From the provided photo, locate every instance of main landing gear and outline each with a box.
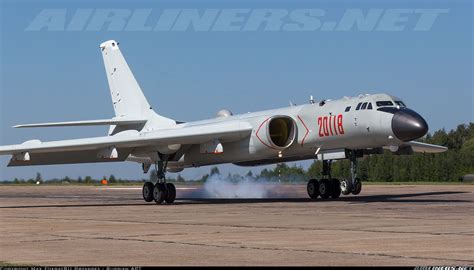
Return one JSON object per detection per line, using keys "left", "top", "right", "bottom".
{"left": 142, "top": 157, "right": 176, "bottom": 204}
{"left": 307, "top": 150, "right": 362, "bottom": 200}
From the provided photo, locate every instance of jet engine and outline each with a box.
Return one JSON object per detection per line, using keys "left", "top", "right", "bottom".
{"left": 253, "top": 116, "right": 296, "bottom": 153}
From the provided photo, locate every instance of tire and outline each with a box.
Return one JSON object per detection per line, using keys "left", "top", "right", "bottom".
{"left": 319, "top": 179, "right": 331, "bottom": 199}
{"left": 352, "top": 178, "right": 362, "bottom": 195}
{"left": 341, "top": 179, "right": 351, "bottom": 195}
{"left": 330, "top": 178, "right": 341, "bottom": 199}
{"left": 153, "top": 183, "right": 167, "bottom": 204}
{"left": 142, "top": 182, "right": 154, "bottom": 202}
{"left": 165, "top": 183, "right": 176, "bottom": 204}
{"left": 307, "top": 179, "right": 319, "bottom": 199}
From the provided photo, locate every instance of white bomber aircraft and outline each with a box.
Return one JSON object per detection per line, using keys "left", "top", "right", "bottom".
{"left": 0, "top": 40, "right": 448, "bottom": 204}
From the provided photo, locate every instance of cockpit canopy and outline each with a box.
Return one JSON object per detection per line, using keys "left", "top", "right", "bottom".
{"left": 376, "top": 100, "right": 406, "bottom": 107}
{"left": 343, "top": 94, "right": 407, "bottom": 113}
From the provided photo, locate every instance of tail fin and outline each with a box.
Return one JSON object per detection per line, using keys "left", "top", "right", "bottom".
{"left": 100, "top": 40, "right": 175, "bottom": 133}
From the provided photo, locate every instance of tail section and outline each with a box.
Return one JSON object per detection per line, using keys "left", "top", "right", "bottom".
{"left": 100, "top": 40, "right": 175, "bottom": 133}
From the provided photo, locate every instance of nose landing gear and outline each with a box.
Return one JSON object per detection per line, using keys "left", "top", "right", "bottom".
{"left": 346, "top": 150, "right": 362, "bottom": 195}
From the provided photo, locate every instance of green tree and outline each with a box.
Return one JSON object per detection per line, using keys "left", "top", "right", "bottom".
{"left": 84, "top": 176, "right": 93, "bottom": 184}
{"left": 109, "top": 174, "right": 117, "bottom": 183}
{"left": 210, "top": 166, "right": 220, "bottom": 176}
{"left": 246, "top": 170, "right": 253, "bottom": 178}
{"left": 307, "top": 161, "right": 322, "bottom": 179}
{"left": 176, "top": 174, "right": 185, "bottom": 182}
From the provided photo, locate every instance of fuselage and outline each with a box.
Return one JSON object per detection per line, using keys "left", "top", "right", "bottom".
{"left": 129, "top": 93, "right": 428, "bottom": 172}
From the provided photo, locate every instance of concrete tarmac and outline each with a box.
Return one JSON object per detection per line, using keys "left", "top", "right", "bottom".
{"left": 0, "top": 184, "right": 473, "bottom": 266}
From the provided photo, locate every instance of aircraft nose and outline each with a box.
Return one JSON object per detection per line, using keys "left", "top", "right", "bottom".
{"left": 391, "top": 108, "right": 428, "bottom": 142}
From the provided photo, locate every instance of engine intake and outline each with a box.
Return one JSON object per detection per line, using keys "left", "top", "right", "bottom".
{"left": 257, "top": 116, "right": 296, "bottom": 150}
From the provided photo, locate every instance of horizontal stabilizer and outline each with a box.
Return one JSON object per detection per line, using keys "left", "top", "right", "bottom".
{"left": 13, "top": 118, "right": 147, "bottom": 128}
{"left": 406, "top": 141, "right": 448, "bottom": 153}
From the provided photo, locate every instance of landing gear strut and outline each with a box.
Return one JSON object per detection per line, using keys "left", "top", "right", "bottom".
{"left": 341, "top": 150, "right": 362, "bottom": 195}
{"left": 306, "top": 150, "right": 362, "bottom": 200}
{"left": 142, "top": 155, "right": 176, "bottom": 204}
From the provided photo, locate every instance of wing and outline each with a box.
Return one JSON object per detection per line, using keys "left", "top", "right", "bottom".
{"left": 13, "top": 118, "right": 147, "bottom": 128}
{"left": 405, "top": 141, "right": 448, "bottom": 153}
{"left": 0, "top": 122, "right": 252, "bottom": 166}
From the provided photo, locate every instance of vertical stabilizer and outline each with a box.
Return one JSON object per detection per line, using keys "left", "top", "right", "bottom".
{"left": 99, "top": 40, "right": 175, "bottom": 133}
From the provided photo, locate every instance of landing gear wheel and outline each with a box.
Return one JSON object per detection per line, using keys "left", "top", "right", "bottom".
{"left": 341, "top": 179, "right": 351, "bottom": 195}
{"left": 307, "top": 179, "right": 319, "bottom": 199}
{"left": 352, "top": 178, "right": 362, "bottom": 195}
{"left": 165, "top": 183, "right": 176, "bottom": 204}
{"left": 319, "top": 179, "right": 331, "bottom": 199}
{"left": 142, "top": 182, "right": 154, "bottom": 202}
{"left": 153, "top": 183, "right": 167, "bottom": 204}
{"left": 330, "top": 178, "right": 341, "bottom": 199}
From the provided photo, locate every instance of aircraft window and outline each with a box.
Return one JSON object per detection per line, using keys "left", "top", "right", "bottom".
{"left": 376, "top": 101, "right": 394, "bottom": 107}
{"left": 355, "top": 103, "right": 362, "bottom": 110}
{"left": 377, "top": 107, "right": 400, "bottom": 114}
{"left": 395, "top": 101, "right": 406, "bottom": 107}
{"left": 361, "top": 102, "right": 368, "bottom": 110}
{"left": 345, "top": 106, "right": 351, "bottom": 112}
{"left": 367, "top": 103, "right": 373, "bottom": 110}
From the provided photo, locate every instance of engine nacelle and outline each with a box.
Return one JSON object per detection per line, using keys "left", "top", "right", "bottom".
{"left": 251, "top": 115, "right": 296, "bottom": 154}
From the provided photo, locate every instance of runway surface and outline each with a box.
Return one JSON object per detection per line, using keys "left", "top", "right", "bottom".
{"left": 0, "top": 184, "right": 473, "bottom": 266}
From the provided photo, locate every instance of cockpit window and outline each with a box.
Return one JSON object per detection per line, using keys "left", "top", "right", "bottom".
{"left": 376, "top": 101, "right": 394, "bottom": 107}
{"left": 361, "top": 102, "right": 368, "bottom": 110}
{"left": 345, "top": 106, "right": 351, "bottom": 112}
{"left": 355, "top": 103, "right": 362, "bottom": 110}
{"left": 367, "top": 103, "right": 373, "bottom": 110}
{"left": 395, "top": 101, "right": 406, "bottom": 107}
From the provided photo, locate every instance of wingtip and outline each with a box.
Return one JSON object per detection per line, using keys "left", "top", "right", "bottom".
{"left": 13, "top": 124, "right": 30, "bottom": 128}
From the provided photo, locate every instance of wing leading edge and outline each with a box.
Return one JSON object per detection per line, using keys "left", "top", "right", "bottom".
{"left": 0, "top": 122, "right": 252, "bottom": 166}
{"left": 13, "top": 118, "right": 147, "bottom": 128}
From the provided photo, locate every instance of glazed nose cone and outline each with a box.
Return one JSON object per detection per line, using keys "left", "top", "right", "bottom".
{"left": 392, "top": 108, "right": 428, "bottom": 142}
